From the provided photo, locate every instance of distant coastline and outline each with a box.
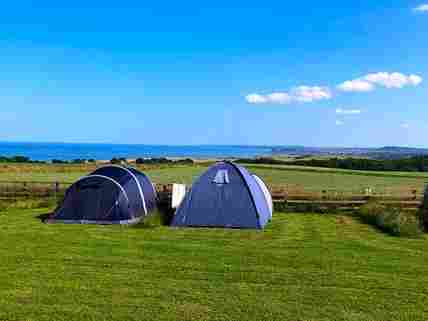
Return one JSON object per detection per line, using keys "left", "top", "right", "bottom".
{"left": 0, "top": 142, "right": 273, "bottom": 161}
{"left": 1, "top": 142, "right": 428, "bottom": 162}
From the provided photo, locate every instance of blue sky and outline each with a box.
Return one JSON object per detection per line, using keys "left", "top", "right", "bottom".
{"left": 0, "top": 1, "right": 427, "bottom": 147}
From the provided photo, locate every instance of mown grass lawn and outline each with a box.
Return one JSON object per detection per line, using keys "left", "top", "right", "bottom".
{"left": 1, "top": 209, "right": 427, "bottom": 321}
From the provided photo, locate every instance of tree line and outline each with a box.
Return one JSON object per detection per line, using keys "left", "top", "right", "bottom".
{"left": 236, "top": 156, "right": 428, "bottom": 172}
{"left": 0, "top": 155, "right": 194, "bottom": 166}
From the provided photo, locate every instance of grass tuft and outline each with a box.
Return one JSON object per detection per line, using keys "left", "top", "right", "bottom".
{"left": 132, "top": 208, "right": 174, "bottom": 229}
{"left": 359, "top": 201, "right": 423, "bottom": 238}
{"left": 0, "top": 198, "right": 57, "bottom": 211}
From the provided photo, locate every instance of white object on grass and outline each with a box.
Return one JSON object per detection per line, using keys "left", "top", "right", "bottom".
{"left": 172, "top": 184, "right": 186, "bottom": 208}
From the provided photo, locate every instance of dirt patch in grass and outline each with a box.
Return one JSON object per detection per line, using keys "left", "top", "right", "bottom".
{"left": 175, "top": 302, "right": 211, "bottom": 321}
{"left": 337, "top": 216, "right": 353, "bottom": 225}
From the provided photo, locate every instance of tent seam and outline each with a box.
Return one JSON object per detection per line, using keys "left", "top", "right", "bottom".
{"left": 96, "top": 165, "right": 147, "bottom": 215}
{"left": 70, "top": 174, "right": 130, "bottom": 203}
{"left": 223, "top": 161, "right": 262, "bottom": 229}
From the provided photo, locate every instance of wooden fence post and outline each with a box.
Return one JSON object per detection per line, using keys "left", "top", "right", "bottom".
{"left": 54, "top": 181, "right": 59, "bottom": 203}
{"left": 322, "top": 190, "right": 327, "bottom": 200}
{"left": 412, "top": 189, "right": 417, "bottom": 201}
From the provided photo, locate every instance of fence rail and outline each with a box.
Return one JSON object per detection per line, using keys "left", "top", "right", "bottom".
{"left": 0, "top": 181, "right": 424, "bottom": 210}
{"left": 0, "top": 181, "right": 69, "bottom": 199}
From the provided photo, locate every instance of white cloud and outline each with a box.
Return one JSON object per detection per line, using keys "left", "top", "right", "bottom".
{"left": 335, "top": 120, "right": 344, "bottom": 126}
{"left": 414, "top": 4, "right": 428, "bottom": 12}
{"left": 245, "top": 92, "right": 292, "bottom": 104}
{"left": 246, "top": 86, "right": 331, "bottom": 105}
{"left": 247, "top": 72, "right": 422, "bottom": 104}
{"left": 337, "top": 72, "right": 423, "bottom": 92}
{"left": 291, "top": 86, "right": 332, "bottom": 102}
{"left": 409, "top": 75, "right": 423, "bottom": 86}
{"left": 335, "top": 108, "right": 361, "bottom": 115}
{"left": 400, "top": 122, "right": 410, "bottom": 129}
{"left": 337, "top": 79, "right": 374, "bottom": 92}
{"left": 245, "top": 94, "right": 269, "bottom": 104}
{"left": 364, "top": 72, "right": 422, "bottom": 88}
{"left": 266, "top": 92, "right": 293, "bottom": 104}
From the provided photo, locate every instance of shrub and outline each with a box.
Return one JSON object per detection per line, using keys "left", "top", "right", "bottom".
{"left": 52, "top": 159, "right": 68, "bottom": 164}
{"left": 285, "top": 202, "right": 332, "bottom": 214}
{"left": 419, "top": 190, "right": 428, "bottom": 232}
{"left": 110, "top": 157, "right": 121, "bottom": 164}
{"left": 0, "top": 155, "right": 38, "bottom": 163}
{"left": 175, "top": 158, "right": 194, "bottom": 165}
{"left": 299, "top": 203, "right": 325, "bottom": 213}
{"left": 0, "top": 201, "right": 7, "bottom": 212}
{"left": 138, "top": 210, "right": 163, "bottom": 228}
{"left": 11, "top": 156, "right": 31, "bottom": 163}
{"left": 135, "top": 158, "right": 149, "bottom": 164}
{"left": 135, "top": 157, "right": 194, "bottom": 166}
{"left": 359, "top": 201, "right": 385, "bottom": 225}
{"left": 359, "top": 201, "right": 423, "bottom": 238}
{"left": 132, "top": 208, "right": 174, "bottom": 228}
{"left": 72, "top": 158, "right": 86, "bottom": 164}
{"left": 273, "top": 201, "right": 288, "bottom": 213}
{"left": 399, "top": 215, "right": 424, "bottom": 237}
{"left": 236, "top": 157, "right": 285, "bottom": 165}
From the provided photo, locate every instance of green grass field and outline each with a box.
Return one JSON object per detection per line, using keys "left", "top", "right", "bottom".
{"left": 0, "top": 163, "right": 427, "bottom": 194}
{"left": 1, "top": 209, "right": 427, "bottom": 321}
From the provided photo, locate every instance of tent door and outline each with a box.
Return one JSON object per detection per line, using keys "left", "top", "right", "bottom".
{"left": 74, "top": 184, "right": 102, "bottom": 221}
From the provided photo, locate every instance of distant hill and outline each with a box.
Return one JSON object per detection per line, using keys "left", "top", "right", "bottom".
{"left": 271, "top": 146, "right": 428, "bottom": 160}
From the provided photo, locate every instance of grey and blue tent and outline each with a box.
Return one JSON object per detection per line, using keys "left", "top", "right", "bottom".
{"left": 172, "top": 161, "right": 273, "bottom": 229}
{"left": 48, "top": 165, "right": 157, "bottom": 224}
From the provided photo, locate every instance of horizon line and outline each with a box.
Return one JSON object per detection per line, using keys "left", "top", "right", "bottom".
{"left": 0, "top": 140, "right": 427, "bottom": 150}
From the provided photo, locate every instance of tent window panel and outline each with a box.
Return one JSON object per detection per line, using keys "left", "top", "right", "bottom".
{"left": 213, "top": 170, "right": 230, "bottom": 184}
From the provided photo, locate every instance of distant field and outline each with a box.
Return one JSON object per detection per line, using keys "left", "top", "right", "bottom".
{"left": 244, "top": 163, "right": 428, "bottom": 178}
{"left": 0, "top": 163, "right": 427, "bottom": 194}
{"left": 0, "top": 164, "right": 206, "bottom": 185}
{"left": 245, "top": 165, "right": 428, "bottom": 194}
{"left": 1, "top": 209, "right": 427, "bottom": 321}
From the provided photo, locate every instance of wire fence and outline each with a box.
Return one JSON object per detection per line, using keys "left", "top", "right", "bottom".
{"left": 0, "top": 181, "right": 423, "bottom": 199}
{"left": 0, "top": 181, "right": 424, "bottom": 212}
{"left": 0, "top": 181, "right": 69, "bottom": 200}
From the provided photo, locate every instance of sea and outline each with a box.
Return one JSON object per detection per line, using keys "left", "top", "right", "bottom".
{"left": 0, "top": 142, "right": 274, "bottom": 162}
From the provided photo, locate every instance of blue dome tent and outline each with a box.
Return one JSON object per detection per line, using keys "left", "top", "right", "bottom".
{"left": 172, "top": 161, "right": 272, "bottom": 229}
{"left": 48, "top": 165, "right": 157, "bottom": 224}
